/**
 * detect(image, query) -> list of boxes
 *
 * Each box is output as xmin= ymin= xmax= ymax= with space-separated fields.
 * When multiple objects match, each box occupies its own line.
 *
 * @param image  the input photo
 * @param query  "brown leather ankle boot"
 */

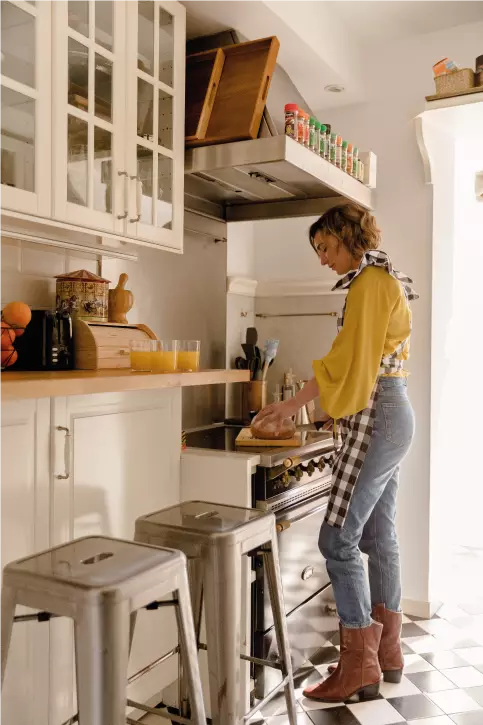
xmin=327 ymin=604 xmax=404 ymax=683
xmin=303 ymin=621 xmax=382 ymax=702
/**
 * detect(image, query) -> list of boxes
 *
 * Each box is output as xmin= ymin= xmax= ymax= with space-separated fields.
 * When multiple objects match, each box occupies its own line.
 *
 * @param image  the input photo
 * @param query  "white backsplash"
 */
xmin=1 ymin=237 xmax=100 ymax=309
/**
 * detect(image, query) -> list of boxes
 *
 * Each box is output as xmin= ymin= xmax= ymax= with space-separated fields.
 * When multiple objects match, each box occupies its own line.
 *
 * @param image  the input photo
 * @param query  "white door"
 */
xmin=50 ymin=389 xmax=182 ymax=722
xmin=125 ymin=1 xmax=186 ymax=251
xmin=51 ymin=0 xmax=128 ymax=233
xmin=1 ymin=399 xmax=51 ymax=725
xmin=1 ymin=0 xmax=51 ymax=216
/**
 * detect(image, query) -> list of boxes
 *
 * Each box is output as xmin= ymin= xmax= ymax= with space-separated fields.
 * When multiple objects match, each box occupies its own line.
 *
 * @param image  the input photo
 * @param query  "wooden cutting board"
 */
xmin=185 ymin=48 xmax=225 ymax=142
xmin=185 ymin=36 xmax=280 ymax=147
xmin=235 ymin=428 xmax=302 ymax=448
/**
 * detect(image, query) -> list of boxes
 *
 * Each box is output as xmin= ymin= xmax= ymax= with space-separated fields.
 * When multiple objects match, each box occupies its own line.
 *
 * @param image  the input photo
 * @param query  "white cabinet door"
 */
xmin=1 ymin=398 xmax=51 ymax=725
xmin=125 ymin=1 xmax=186 ymax=251
xmin=50 ymin=389 xmax=182 ymax=722
xmin=52 ymin=0 xmax=128 ymax=233
xmin=1 ymin=0 xmax=51 ymax=216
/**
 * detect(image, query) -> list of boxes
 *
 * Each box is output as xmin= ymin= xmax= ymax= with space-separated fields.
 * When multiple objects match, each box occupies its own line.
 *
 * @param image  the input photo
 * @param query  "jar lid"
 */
xmin=342 ymin=140 xmax=348 ymax=148
xmin=310 ymin=116 xmax=316 ymax=124
xmin=314 ymin=120 xmax=321 ymax=129
xmin=284 ymin=103 xmax=298 ymax=111
xmin=347 ymin=143 xmax=353 ymax=151
xmin=353 ymin=146 xmax=359 ymax=153
xmin=320 ymin=124 xmax=327 ymax=132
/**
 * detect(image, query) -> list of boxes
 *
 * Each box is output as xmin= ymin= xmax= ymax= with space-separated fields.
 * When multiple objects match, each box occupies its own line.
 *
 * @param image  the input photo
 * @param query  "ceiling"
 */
xmin=325 ymin=1 xmax=483 ymax=43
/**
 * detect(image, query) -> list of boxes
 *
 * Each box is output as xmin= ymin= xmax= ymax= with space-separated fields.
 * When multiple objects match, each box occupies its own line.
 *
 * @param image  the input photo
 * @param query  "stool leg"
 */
xmin=175 ymin=567 xmax=206 ymax=725
xmin=103 ymin=594 xmax=130 ymax=725
xmin=1 ymin=585 xmax=16 ymax=686
xmin=75 ymin=605 xmax=104 ymax=725
xmin=203 ymin=543 xmax=242 ymax=725
xmin=263 ymin=535 xmax=297 ymax=725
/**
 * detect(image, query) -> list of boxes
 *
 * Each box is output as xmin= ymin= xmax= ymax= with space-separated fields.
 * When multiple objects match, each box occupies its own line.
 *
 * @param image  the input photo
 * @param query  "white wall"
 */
xmin=250 ymin=20 xmax=483 ymax=610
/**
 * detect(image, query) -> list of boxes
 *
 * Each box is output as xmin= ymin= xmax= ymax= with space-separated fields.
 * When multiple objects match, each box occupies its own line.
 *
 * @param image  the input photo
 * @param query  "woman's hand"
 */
xmin=255 ymin=399 xmax=298 ymax=434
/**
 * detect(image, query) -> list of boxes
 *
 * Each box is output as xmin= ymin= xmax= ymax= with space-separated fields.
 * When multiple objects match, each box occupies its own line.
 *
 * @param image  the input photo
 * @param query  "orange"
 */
xmin=1 ymin=349 xmax=17 ymax=367
xmin=2 ymin=301 xmax=32 ymax=331
xmin=1 ymin=321 xmax=15 ymax=349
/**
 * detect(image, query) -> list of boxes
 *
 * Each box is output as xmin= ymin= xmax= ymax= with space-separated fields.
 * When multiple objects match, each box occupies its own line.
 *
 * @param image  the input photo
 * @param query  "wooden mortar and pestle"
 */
xmin=108 ymin=273 xmax=134 ymax=324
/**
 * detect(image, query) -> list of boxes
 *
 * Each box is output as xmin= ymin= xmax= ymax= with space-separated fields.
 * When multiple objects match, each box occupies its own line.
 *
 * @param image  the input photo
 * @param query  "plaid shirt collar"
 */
xmin=332 ymin=250 xmax=419 ymax=302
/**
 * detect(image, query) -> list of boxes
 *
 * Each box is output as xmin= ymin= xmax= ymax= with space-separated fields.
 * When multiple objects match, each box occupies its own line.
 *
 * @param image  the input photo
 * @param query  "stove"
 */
xmin=185 ymin=423 xmax=337 ymax=699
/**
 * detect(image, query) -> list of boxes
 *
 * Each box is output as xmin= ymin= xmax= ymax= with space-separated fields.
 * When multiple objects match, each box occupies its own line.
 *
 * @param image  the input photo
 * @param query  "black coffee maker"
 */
xmin=12 ymin=310 xmax=74 ymax=370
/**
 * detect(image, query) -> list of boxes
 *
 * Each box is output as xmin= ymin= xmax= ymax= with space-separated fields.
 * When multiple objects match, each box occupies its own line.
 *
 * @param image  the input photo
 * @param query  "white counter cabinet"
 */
xmin=1 ymin=389 xmax=182 ymax=723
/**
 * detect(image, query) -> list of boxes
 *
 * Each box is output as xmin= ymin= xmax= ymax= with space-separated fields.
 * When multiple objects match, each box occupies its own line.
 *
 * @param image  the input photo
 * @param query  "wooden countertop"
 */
xmin=1 ymin=368 xmax=250 ymax=401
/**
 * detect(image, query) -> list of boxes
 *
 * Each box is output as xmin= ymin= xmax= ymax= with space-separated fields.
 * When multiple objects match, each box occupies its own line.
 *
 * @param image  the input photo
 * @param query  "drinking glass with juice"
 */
xmin=130 ymin=340 xmax=152 ymax=371
xmin=151 ymin=340 xmax=178 ymax=372
xmin=178 ymin=340 xmax=200 ymax=372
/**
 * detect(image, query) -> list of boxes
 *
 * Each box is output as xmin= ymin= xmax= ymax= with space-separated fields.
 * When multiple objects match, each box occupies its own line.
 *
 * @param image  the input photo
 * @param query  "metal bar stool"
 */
xmin=134 ymin=500 xmax=297 ymax=725
xmin=1 ymin=536 xmax=206 ymax=725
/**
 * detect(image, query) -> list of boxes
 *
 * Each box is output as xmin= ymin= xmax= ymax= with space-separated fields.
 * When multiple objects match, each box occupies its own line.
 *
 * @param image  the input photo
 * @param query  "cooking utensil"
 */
xmin=235 ymin=356 xmax=247 ymax=369
xmin=246 ymin=327 xmax=258 ymax=346
xmin=241 ymin=343 xmax=256 ymax=362
xmin=261 ymin=339 xmax=279 ymax=380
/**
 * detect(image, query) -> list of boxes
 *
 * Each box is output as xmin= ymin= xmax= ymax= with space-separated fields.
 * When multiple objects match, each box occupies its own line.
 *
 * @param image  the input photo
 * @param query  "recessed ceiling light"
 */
xmin=324 ymin=84 xmax=345 ymax=93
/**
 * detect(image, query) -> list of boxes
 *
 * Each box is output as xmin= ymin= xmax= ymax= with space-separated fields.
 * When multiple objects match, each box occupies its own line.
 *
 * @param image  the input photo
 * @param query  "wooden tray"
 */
xmin=185 ymin=48 xmax=225 ymax=142
xmin=186 ymin=36 xmax=280 ymax=148
xmin=235 ymin=428 xmax=302 ymax=448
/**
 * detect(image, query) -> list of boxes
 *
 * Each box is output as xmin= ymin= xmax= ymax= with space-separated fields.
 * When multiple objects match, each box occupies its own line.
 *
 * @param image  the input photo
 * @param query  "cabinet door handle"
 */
xmin=55 ymin=426 xmax=71 ymax=480
xmin=129 ymin=174 xmax=142 ymax=223
xmin=117 ymin=170 xmax=129 ymax=219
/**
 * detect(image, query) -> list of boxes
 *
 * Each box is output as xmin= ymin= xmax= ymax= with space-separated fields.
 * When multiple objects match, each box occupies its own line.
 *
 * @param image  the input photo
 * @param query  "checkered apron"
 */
xmin=325 ymin=250 xmax=419 ymax=528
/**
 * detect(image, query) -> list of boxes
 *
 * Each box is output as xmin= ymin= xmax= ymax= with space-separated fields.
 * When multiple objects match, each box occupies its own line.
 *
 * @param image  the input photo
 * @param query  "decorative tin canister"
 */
xmin=55 ymin=270 xmax=110 ymax=323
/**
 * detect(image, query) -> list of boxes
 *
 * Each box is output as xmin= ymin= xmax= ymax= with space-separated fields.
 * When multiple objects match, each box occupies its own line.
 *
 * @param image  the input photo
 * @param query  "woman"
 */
xmin=257 ymin=203 xmax=417 ymax=703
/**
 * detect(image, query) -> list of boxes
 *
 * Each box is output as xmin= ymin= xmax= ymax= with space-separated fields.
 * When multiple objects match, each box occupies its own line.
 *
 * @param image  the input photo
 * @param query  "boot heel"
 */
xmin=358 ymin=682 xmax=380 ymax=701
xmin=383 ymin=669 xmax=403 ymax=684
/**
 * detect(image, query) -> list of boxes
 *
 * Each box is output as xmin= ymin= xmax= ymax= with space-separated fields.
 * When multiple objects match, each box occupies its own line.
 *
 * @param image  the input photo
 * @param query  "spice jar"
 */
xmin=341 ymin=140 xmax=348 ymax=172
xmin=309 ymin=117 xmax=317 ymax=152
xmin=302 ymin=112 xmax=310 ymax=147
xmin=319 ymin=124 xmax=326 ymax=158
xmin=284 ymin=104 xmax=299 ymax=140
xmin=323 ymin=124 xmax=331 ymax=160
xmin=330 ymin=132 xmax=337 ymax=164
xmin=346 ymin=143 xmax=353 ymax=175
xmin=296 ymin=110 xmax=305 ymax=145
xmin=335 ymin=135 xmax=343 ymax=168
xmin=352 ymin=146 xmax=359 ymax=177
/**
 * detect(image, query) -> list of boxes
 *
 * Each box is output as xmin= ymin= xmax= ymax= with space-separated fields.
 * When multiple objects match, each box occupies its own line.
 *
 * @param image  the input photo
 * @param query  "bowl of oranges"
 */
xmin=1 ymin=301 xmax=32 ymax=369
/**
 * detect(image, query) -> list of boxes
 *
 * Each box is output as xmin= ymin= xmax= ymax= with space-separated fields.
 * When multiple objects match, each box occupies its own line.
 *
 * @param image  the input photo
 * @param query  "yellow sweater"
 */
xmin=312 ymin=266 xmax=411 ymax=420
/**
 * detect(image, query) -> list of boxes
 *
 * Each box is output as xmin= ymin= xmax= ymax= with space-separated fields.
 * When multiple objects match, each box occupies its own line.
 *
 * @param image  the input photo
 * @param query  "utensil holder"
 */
xmin=242 ymin=381 xmax=267 ymax=417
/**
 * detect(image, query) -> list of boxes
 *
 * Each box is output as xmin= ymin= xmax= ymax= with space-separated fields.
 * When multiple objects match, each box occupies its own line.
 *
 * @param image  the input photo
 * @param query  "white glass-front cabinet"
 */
xmin=51 ymin=0 xmax=186 ymax=251
xmin=0 ymin=0 xmax=52 ymax=216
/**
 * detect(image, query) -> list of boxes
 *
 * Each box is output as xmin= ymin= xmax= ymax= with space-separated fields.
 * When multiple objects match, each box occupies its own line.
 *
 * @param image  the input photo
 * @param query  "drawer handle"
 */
xmin=129 ymin=174 xmax=142 ymax=223
xmin=301 ymin=566 xmax=315 ymax=581
xmin=117 ymin=170 xmax=129 ymax=219
xmin=119 ymin=348 xmax=128 ymax=356
xmin=55 ymin=426 xmax=71 ymax=480
xmin=276 ymin=520 xmax=290 ymax=533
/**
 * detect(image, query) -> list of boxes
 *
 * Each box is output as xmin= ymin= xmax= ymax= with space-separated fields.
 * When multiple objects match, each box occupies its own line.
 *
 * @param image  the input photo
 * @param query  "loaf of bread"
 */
xmin=250 ymin=414 xmax=295 ymax=440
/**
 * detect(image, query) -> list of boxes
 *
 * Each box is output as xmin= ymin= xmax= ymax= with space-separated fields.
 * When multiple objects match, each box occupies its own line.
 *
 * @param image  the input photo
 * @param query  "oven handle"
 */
xmin=277 ymin=494 xmax=328 ymax=528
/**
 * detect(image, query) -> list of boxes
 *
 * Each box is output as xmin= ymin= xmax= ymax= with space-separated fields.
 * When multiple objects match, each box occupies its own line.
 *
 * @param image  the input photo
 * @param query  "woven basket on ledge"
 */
xmin=435 ymin=68 xmax=474 ymax=95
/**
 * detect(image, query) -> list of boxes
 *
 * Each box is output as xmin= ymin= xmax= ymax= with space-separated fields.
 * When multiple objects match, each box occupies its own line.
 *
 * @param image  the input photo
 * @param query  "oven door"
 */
xmin=253 ymin=491 xmax=337 ymax=698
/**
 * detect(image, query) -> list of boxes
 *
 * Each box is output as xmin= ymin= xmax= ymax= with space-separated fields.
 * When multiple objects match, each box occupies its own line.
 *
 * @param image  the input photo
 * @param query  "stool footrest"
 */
xmin=197 ymin=642 xmax=282 ymax=671
xmin=127 ymin=698 xmax=194 ymax=725
xmin=243 ymin=675 xmax=291 ymax=722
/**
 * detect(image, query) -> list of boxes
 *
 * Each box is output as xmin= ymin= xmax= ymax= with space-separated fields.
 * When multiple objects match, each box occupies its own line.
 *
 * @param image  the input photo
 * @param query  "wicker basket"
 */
xmin=435 ymin=68 xmax=474 ymax=95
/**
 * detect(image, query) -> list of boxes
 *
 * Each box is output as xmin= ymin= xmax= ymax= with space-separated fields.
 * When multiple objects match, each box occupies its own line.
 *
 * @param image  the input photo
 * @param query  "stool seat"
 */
xmin=140 ymin=500 xmax=264 ymax=536
xmin=5 ymin=536 xmax=181 ymax=589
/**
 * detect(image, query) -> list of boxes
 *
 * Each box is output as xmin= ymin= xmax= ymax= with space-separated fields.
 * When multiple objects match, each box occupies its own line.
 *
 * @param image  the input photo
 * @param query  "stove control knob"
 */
xmin=283 ymin=458 xmax=293 ymax=469
xmin=306 ymin=461 xmax=315 ymax=476
xmin=294 ymin=466 xmax=303 ymax=482
xmin=281 ymin=472 xmax=291 ymax=488
xmin=316 ymin=459 xmax=326 ymax=472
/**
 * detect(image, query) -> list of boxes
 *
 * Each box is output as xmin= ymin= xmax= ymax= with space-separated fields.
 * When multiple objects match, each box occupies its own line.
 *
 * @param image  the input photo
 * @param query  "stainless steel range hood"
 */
xmin=184 ymin=135 xmax=373 ymax=236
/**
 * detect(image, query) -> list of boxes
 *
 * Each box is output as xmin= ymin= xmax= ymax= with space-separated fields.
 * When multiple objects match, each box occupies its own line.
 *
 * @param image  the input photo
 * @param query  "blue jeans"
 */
xmin=319 ymin=378 xmax=415 ymax=628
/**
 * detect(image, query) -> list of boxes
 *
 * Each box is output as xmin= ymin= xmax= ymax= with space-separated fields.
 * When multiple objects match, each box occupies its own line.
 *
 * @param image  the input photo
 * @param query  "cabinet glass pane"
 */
xmin=137 ymin=146 xmax=153 ymax=225
xmin=137 ymin=79 xmax=153 ymax=140
xmin=68 ymin=1 xmax=89 ymax=37
xmin=158 ymin=7 xmax=174 ymax=87
xmin=67 ymin=116 xmax=88 ymax=207
xmin=94 ymin=54 xmax=112 ymax=122
xmin=1 ymin=88 xmax=35 ymax=192
xmin=68 ymin=38 xmax=88 ymax=112
xmin=138 ymin=2 xmax=154 ymax=76
xmin=95 ymin=1 xmax=113 ymax=52
xmin=1 ymin=3 xmax=35 ymax=88
xmin=94 ymin=127 xmax=112 ymax=214
xmin=158 ymin=91 xmax=173 ymax=150
xmin=157 ymin=154 xmax=173 ymax=229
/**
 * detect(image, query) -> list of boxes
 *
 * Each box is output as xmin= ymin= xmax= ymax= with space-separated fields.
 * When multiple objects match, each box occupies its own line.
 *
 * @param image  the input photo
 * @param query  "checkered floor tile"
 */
xmin=249 ymin=587 xmax=483 ymax=724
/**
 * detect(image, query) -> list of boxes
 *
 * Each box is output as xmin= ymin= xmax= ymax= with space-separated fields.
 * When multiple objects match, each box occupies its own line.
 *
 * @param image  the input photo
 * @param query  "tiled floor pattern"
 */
xmin=248 ymin=598 xmax=483 ymax=725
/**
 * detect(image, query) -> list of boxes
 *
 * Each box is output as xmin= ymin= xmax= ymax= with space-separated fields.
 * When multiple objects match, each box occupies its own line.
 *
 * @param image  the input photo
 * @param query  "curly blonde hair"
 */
xmin=309 ymin=203 xmax=381 ymax=259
